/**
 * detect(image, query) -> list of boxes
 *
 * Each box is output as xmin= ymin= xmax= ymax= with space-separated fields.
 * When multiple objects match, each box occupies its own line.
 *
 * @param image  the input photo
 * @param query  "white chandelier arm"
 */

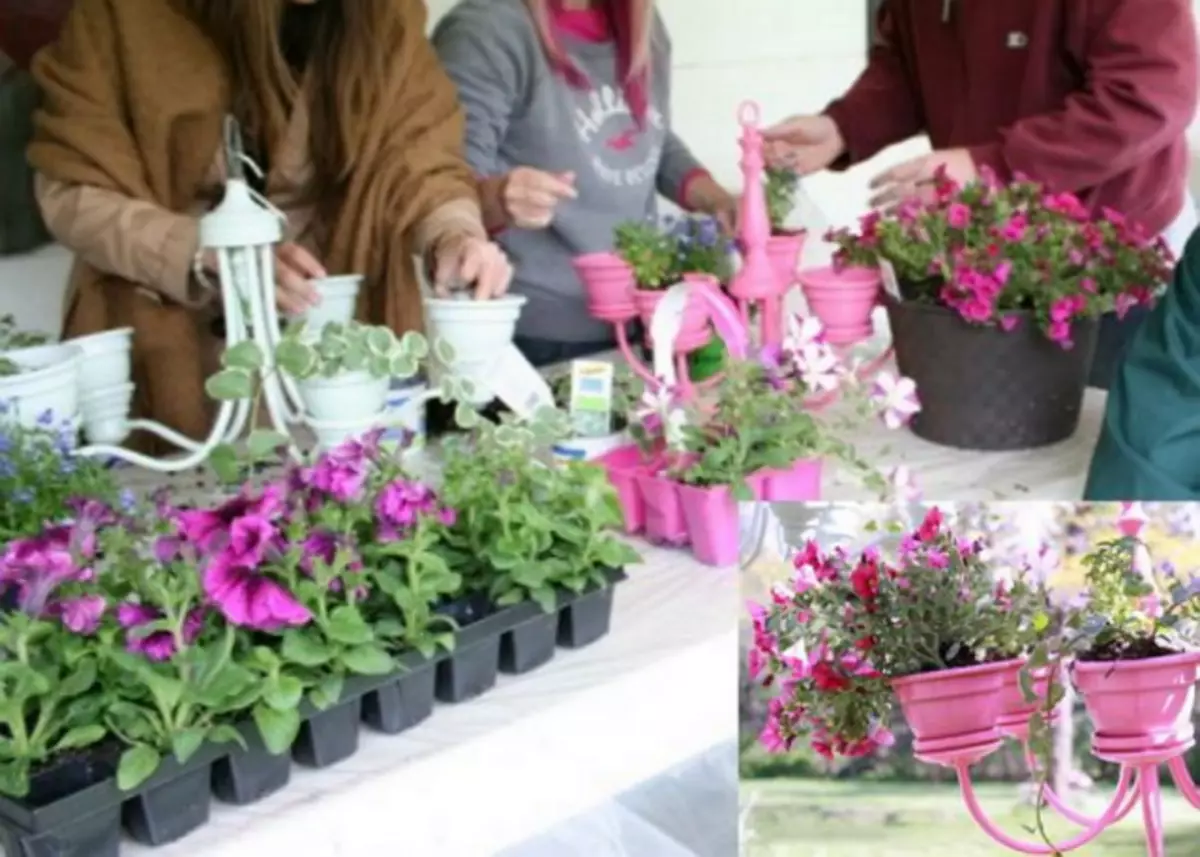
xmin=77 ymin=399 xmax=240 ymax=471
xmin=255 ymin=245 xmax=304 ymax=422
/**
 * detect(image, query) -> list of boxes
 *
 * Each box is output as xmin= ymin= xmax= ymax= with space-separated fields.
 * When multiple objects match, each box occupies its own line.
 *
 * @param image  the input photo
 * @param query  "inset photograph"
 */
xmin=740 ymin=502 xmax=1200 ymax=856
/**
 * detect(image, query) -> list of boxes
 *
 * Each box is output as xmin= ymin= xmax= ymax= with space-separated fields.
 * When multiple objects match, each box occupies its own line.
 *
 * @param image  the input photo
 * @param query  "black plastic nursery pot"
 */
xmin=122 ymin=743 xmax=226 ymax=847
xmin=886 ymin=297 xmax=1098 ymax=451
xmin=361 ymin=651 xmax=441 ymax=736
xmin=211 ymin=721 xmax=291 ymax=806
xmin=0 ymin=758 xmax=122 ymax=857
xmin=293 ymin=692 xmax=365 ymax=769
xmin=557 ymin=568 xmax=628 ymax=650
xmin=499 ymin=601 xmax=559 ymax=676
xmin=434 ymin=593 xmax=507 ymax=704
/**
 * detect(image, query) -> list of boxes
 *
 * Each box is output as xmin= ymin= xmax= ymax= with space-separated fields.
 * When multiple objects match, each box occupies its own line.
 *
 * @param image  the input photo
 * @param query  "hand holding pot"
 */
xmin=869 ymin=148 xmax=978 ymax=209
xmin=431 ymin=232 xmax=513 ymax=300
xmin=762 ymin=114 xmax=845 ymax=176
xmin=274 ymin=243 xmax=325 ymax=315
xmin=499 ymin=167 xmax=578 ymax=229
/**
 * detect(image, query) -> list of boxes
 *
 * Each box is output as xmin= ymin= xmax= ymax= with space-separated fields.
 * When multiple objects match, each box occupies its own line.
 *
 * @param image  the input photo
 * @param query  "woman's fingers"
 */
xmin=274 ymin=243 xmax=325 ymax=314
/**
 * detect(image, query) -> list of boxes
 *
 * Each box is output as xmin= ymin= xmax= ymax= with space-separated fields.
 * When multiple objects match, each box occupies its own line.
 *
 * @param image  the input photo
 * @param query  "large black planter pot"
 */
xmin=293 ymin=697 xmax=363 ymax=769
xmin=0 ymin=776 xmax=121 ymax=857
xmin=122 ymin=756 xmax=217 ymax=846
xmin=886 ymin=299 xmax=1098 ymax=450
xmin=1088 ymin=306 xmax=1149 ymax=390
xmin=362 ymin=655 xmax=439 ymax=735
xmin=211 ymin=723 xmax=291 ymax=806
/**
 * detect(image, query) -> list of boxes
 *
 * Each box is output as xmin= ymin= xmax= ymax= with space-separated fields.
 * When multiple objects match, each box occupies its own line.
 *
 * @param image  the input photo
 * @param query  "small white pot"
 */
xmin=70 ymin=327 xmax=133 ymax=391
xmin=382 ymin=379 xmax=428 ymax=449
xmin=424 ymin=295 xmax=526 ymax=405
xmin=302 ymin=275 xmax=362 ymax=334
xmin=307 ymin=412 xmax=389 ymax=452
xmin=296 ymin=371 xmax=389 ymax=421
xmin=80 ymin=382 xmax=134 ymax=445
xmin=552 ymin=430 xmax=629 ymax=462
xmin=0 ymin=343 xmax=82 ymax=429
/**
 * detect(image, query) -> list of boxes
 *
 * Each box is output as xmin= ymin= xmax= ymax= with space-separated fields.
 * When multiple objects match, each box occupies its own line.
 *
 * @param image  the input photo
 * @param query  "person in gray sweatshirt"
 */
xmin=432 ymin=0 xmax=736 ymax=367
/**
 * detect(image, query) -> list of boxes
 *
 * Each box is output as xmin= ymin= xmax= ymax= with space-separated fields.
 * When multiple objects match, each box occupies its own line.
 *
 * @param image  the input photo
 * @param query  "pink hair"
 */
xmin=526 ymin=0 xmax=653 ymax=125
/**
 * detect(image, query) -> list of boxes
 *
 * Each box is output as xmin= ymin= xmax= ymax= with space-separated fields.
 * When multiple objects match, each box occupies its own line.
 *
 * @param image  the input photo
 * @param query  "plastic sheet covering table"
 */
xmin=105 ymin=465 xmax=738 ymax=857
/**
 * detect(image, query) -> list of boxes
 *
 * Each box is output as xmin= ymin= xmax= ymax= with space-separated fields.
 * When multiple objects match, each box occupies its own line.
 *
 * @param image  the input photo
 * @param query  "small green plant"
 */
xmin=0 ymin=314 xmax=50 ymax=377
xmin=614 ymin=221 xmax=676 ymax=290
xmin=765 ymin=167 xmax=800 ymax=234
xmin=276 ymin=321 xmax=426 ymax=381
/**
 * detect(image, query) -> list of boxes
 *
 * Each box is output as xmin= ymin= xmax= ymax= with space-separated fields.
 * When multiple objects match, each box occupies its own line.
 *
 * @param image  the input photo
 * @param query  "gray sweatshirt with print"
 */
xmin=432 ymin=0 xmax=705 ymax=342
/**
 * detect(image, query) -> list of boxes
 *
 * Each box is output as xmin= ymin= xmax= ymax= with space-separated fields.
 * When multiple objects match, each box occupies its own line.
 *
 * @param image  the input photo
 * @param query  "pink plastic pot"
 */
xmin=996 ymin=659 xmax=1060 ymax=739
xmin=573 ymin=253 xmax=638 ymax=323
xmin=1074 ymin=652 xmax=1200 ymax=743
xmin=892 ymin=661 xmax=1009 ymax=753
xmin=596 ymin=443 xmax=653 ymax=534
xmin=765 ymin=231 xmax=806 ymax=292
xmin=759 ymin=458 xmax=822 ymax=501
xmin=633 ymin=287 xmax=711 ymax=352
xmin=797 ymin=265 xmax=880 ymax=345
xmin=634 ymin=471 xmax=690 ymax=546
xmin=676 ymin=482 xmax=740 ymax=566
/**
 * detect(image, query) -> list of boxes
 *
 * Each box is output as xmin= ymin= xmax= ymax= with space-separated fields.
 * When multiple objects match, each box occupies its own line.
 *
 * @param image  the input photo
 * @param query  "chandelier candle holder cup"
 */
xmin=0 ymin=117 xmax=550 ymax=472
xmin=751 ymin=505 xmax=1200 ymax=857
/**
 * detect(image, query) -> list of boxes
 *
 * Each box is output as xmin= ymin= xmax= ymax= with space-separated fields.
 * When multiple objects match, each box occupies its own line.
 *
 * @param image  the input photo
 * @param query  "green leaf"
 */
xmin=342 ymin=645 xmax=395 ymax=676
xmin=400 ymin=331 xmax=429 ymax=358
xmin=366 ymin=327 xmax=394 ymax=355
xmin=433 ymin=338 xmax=456 ymax=364
xmin=209 ymin=444 xmax=243 ymax=484
xmin=0 ymin=760 xmax=30 ymax=799
xmin=208 ymin=724 xmax=246 ymax=750
xmin=264 ymin=674 xmax=305 ymax=711
xmin=324 ymin=606 xmax=374 ymax=646
xmin=171 ymin=728 xmax=205 ymax=765
xmin=309 ymin=675 xmax=344 ymax=711
xmin=1018 ymin=669 xmax=1036 ymax=704
xmin=1032 ymin=612 xmax=1051 ymax=633
xmin=141 ymin=670 xmax=185 ymax=711
xmin=253 ymin=704 xmax=301 ymax=756
xmin=197 ymin=663 xmax=256 ymax=707
xmin=281 ymin=630 xmax=335 ymax=667
xmin=55 ymin=661 xmax=97 ymax=698
xmin=205 ymin=368 xmax=254 ymax=401
xmin=52 ymin=724 xmax=106 ymax=753
xmin=222 ymin=341 xmax=264 ymax=371
xmin=390 ymin=354 xmax=418 ymax=379
xmin=247 ymin=429 xmax=289 ymax=459
xmin=276 ymin=338 xmax=318 ymax=378
xmin=117 ymin=745 xmax=162 ymax=791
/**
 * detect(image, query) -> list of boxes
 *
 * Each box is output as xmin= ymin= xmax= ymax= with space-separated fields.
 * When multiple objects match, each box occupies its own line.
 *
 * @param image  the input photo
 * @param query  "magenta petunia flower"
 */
xmin=202 ymin=553 xmax=311 ymax=631
xmin=59 ymin=595 xmax=106 ymax=635
xmin=118 ymin=602 xmax=205 ymax=661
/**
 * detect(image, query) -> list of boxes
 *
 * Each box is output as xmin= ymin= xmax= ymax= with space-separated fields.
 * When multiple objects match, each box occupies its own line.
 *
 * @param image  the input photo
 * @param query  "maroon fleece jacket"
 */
xmin=0 ymin=1 xmax=74 ymax=69
xmin=825 ymin=0 xmax=1199 ymax=235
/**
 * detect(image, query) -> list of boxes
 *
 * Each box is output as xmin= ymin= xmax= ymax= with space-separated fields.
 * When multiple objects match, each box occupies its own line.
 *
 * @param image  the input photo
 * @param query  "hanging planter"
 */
xmin=797 ymin=266 xmax=879 ymax=345
xmin=892 ymin=661 xmax=1010 ymax=755
xmin=827 ymin=172 xmax=1171 ymax=451
xmin=1074 ymin=652 xmax=1200 ymax=755
xmin=996 ymin=658 xmax=1059 ymax=739
xmin=572 ymin=252 xmax=637 ymax=322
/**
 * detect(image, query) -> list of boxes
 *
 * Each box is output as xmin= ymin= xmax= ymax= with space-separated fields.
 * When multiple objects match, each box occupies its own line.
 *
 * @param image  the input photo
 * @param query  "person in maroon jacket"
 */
xmin=765 ymin=0 xmax=1199 ymax=388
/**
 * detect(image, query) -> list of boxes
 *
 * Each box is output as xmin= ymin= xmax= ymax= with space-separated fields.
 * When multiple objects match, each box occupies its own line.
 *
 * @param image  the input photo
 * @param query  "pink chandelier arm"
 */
xmin=1020 ymin=745 xmax=1140 ymax=827
xmin=1139 ymin=766 xmax=1165 ymax=857
xmin=954 ymin=763 xmax=1136 ymax=854
xmin=1167 ymin=756 xmax=1200 ymax=809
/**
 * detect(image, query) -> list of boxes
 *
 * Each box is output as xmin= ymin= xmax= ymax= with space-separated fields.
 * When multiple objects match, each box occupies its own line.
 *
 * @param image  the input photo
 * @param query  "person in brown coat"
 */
xmin=27 ymin=0 xmax=513 ymax=448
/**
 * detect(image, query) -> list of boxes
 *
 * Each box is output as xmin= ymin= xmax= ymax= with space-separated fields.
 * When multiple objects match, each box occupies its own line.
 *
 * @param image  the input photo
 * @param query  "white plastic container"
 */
xmin=295 ymin=371 xmax=389 ymax=421
xmin=382 ymin=378 xmax=428 ymax=449
xmin=303 ymin=275 xmax=362 ymax=334
xmin=0 ymin=343 xmax=83 ymax=429
xmin=70 ymin=327 xmax=133 ymax=390
xmin=424 ymin=295 xmax=526 ymax=405
xmin=552 ymin=430 xmax=629 ymax=462
xmin=80 ymin=382 xmax=134 ymax=445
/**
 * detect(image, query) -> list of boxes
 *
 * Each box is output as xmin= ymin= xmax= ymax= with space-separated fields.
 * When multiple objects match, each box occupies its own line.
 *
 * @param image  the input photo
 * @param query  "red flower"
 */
xmin=812 ymin=661 xmax=850 ymax=692
xmin=854 ymin=635 xmax=876 ymax=652
xmin=917 ymin=507 xmax=943 ymax=541
xmin=849 ymin=559 xmax=880 ymax=603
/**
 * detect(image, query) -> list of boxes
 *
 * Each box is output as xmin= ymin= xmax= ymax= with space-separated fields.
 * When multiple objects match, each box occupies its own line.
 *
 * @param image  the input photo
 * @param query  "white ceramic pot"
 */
xmin=70 ymin=327 xmax=133 ymax=391
xmin=382 ymin=379 xmax=428 ymax=449
xmin=424 ymin=295 xmax=526 ymax=405
xmin=302 ymin=275 xmax=362 ymax=334
xmin=296 ymin=371 xmax=389 ymax=421
xmin=306 ymin=412 xmax=389 ymax=452
xmin=80 ymin=382 xmax=134 ymax=445
xmin=0 ymin=343 xmax=83 ymax=429
xmin=552 ymin=430 xmax=629 ymax=462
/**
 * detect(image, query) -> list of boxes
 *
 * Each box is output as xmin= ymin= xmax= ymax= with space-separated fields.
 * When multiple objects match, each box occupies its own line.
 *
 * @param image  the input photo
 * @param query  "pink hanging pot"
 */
xmin=797 ymin=265 xmax=880 ymax=345
xmin=996 ymin=659 xmax=1060 ymax=739
xmin=573 ymin=253 xmax=638 ymax=323
xmin=676 ymin=482 xmax=740 ymax=566
xmin=892 ymin=661 xmax=1009 ymax=754
xmin=596 ymin=443 xmax=654 ymax=535
xmin=759 ymin=458 xmax=823 ymax=502
xmin=765 ymin=231 xmax=806 ymax=293
xmin=1073 ymin=652 xmax=1200 ymax=754
xmin=634 ymin=470 xmax=690 ymax=546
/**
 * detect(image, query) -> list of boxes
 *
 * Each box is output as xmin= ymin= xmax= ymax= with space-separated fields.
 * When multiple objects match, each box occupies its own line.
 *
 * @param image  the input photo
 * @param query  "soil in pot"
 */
xmin=499 ymin=608 xmax=558 ymax=675
xmin=886 ymin=295 xmax=1098 ymax=450
xmin=292 ymin=697 xmax=363 ymax=769
xmin=211 ymin=725 xmax=291 ymax=806
xmin=362 ymin=657 xmax=438 ymax=735
xmin=122 ymin=762 xmax=214 ymax=846
xmin=24 ymin=742 xmax=121 ymax=809
xmin=1077 ymin=637 xmax=1179 ymax=662
xmin=434 ymin=593 xmax=503 ymax=703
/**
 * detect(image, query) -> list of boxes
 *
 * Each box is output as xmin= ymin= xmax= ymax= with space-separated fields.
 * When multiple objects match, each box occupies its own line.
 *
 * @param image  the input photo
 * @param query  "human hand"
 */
xmin=762 ymin=114 xmax=845 ymax=175
xmin=686 ymin=173 xmax=740 ymax=234
xmin=868 ymin=148 xmax=977 ymax=209
xmin=431 ymin=233 xmax=513 ymax=300
xmin=501 ymin=167 xmax=578 ymax=229
xmin=274 ymin=243 xmax=325 ymax=315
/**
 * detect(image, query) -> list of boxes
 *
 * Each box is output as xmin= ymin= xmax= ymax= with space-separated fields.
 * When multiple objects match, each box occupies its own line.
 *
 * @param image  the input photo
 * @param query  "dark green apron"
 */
xmin=0 ymin=63 xmax=51 ymax=255
xmin=1084 ymin=228 xmax=1200 ymax=499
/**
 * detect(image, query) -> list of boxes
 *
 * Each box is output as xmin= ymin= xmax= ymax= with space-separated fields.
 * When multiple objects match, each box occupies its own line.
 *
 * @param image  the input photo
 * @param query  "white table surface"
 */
xmin=111 ymin=463 xmax=737 ymax=857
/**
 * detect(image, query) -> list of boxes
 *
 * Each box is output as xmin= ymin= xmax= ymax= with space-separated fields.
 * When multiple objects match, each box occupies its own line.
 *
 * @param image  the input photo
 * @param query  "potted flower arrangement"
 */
xmin=763 ymin=166 xmax=807 ymax=291
xmin=749 ymin=508 xmax=1044 ymax=763
xmin=0 ymin=313 xmax=83 ymax=431
xmin=826 ymin=171 xmax=1172 ymax=450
